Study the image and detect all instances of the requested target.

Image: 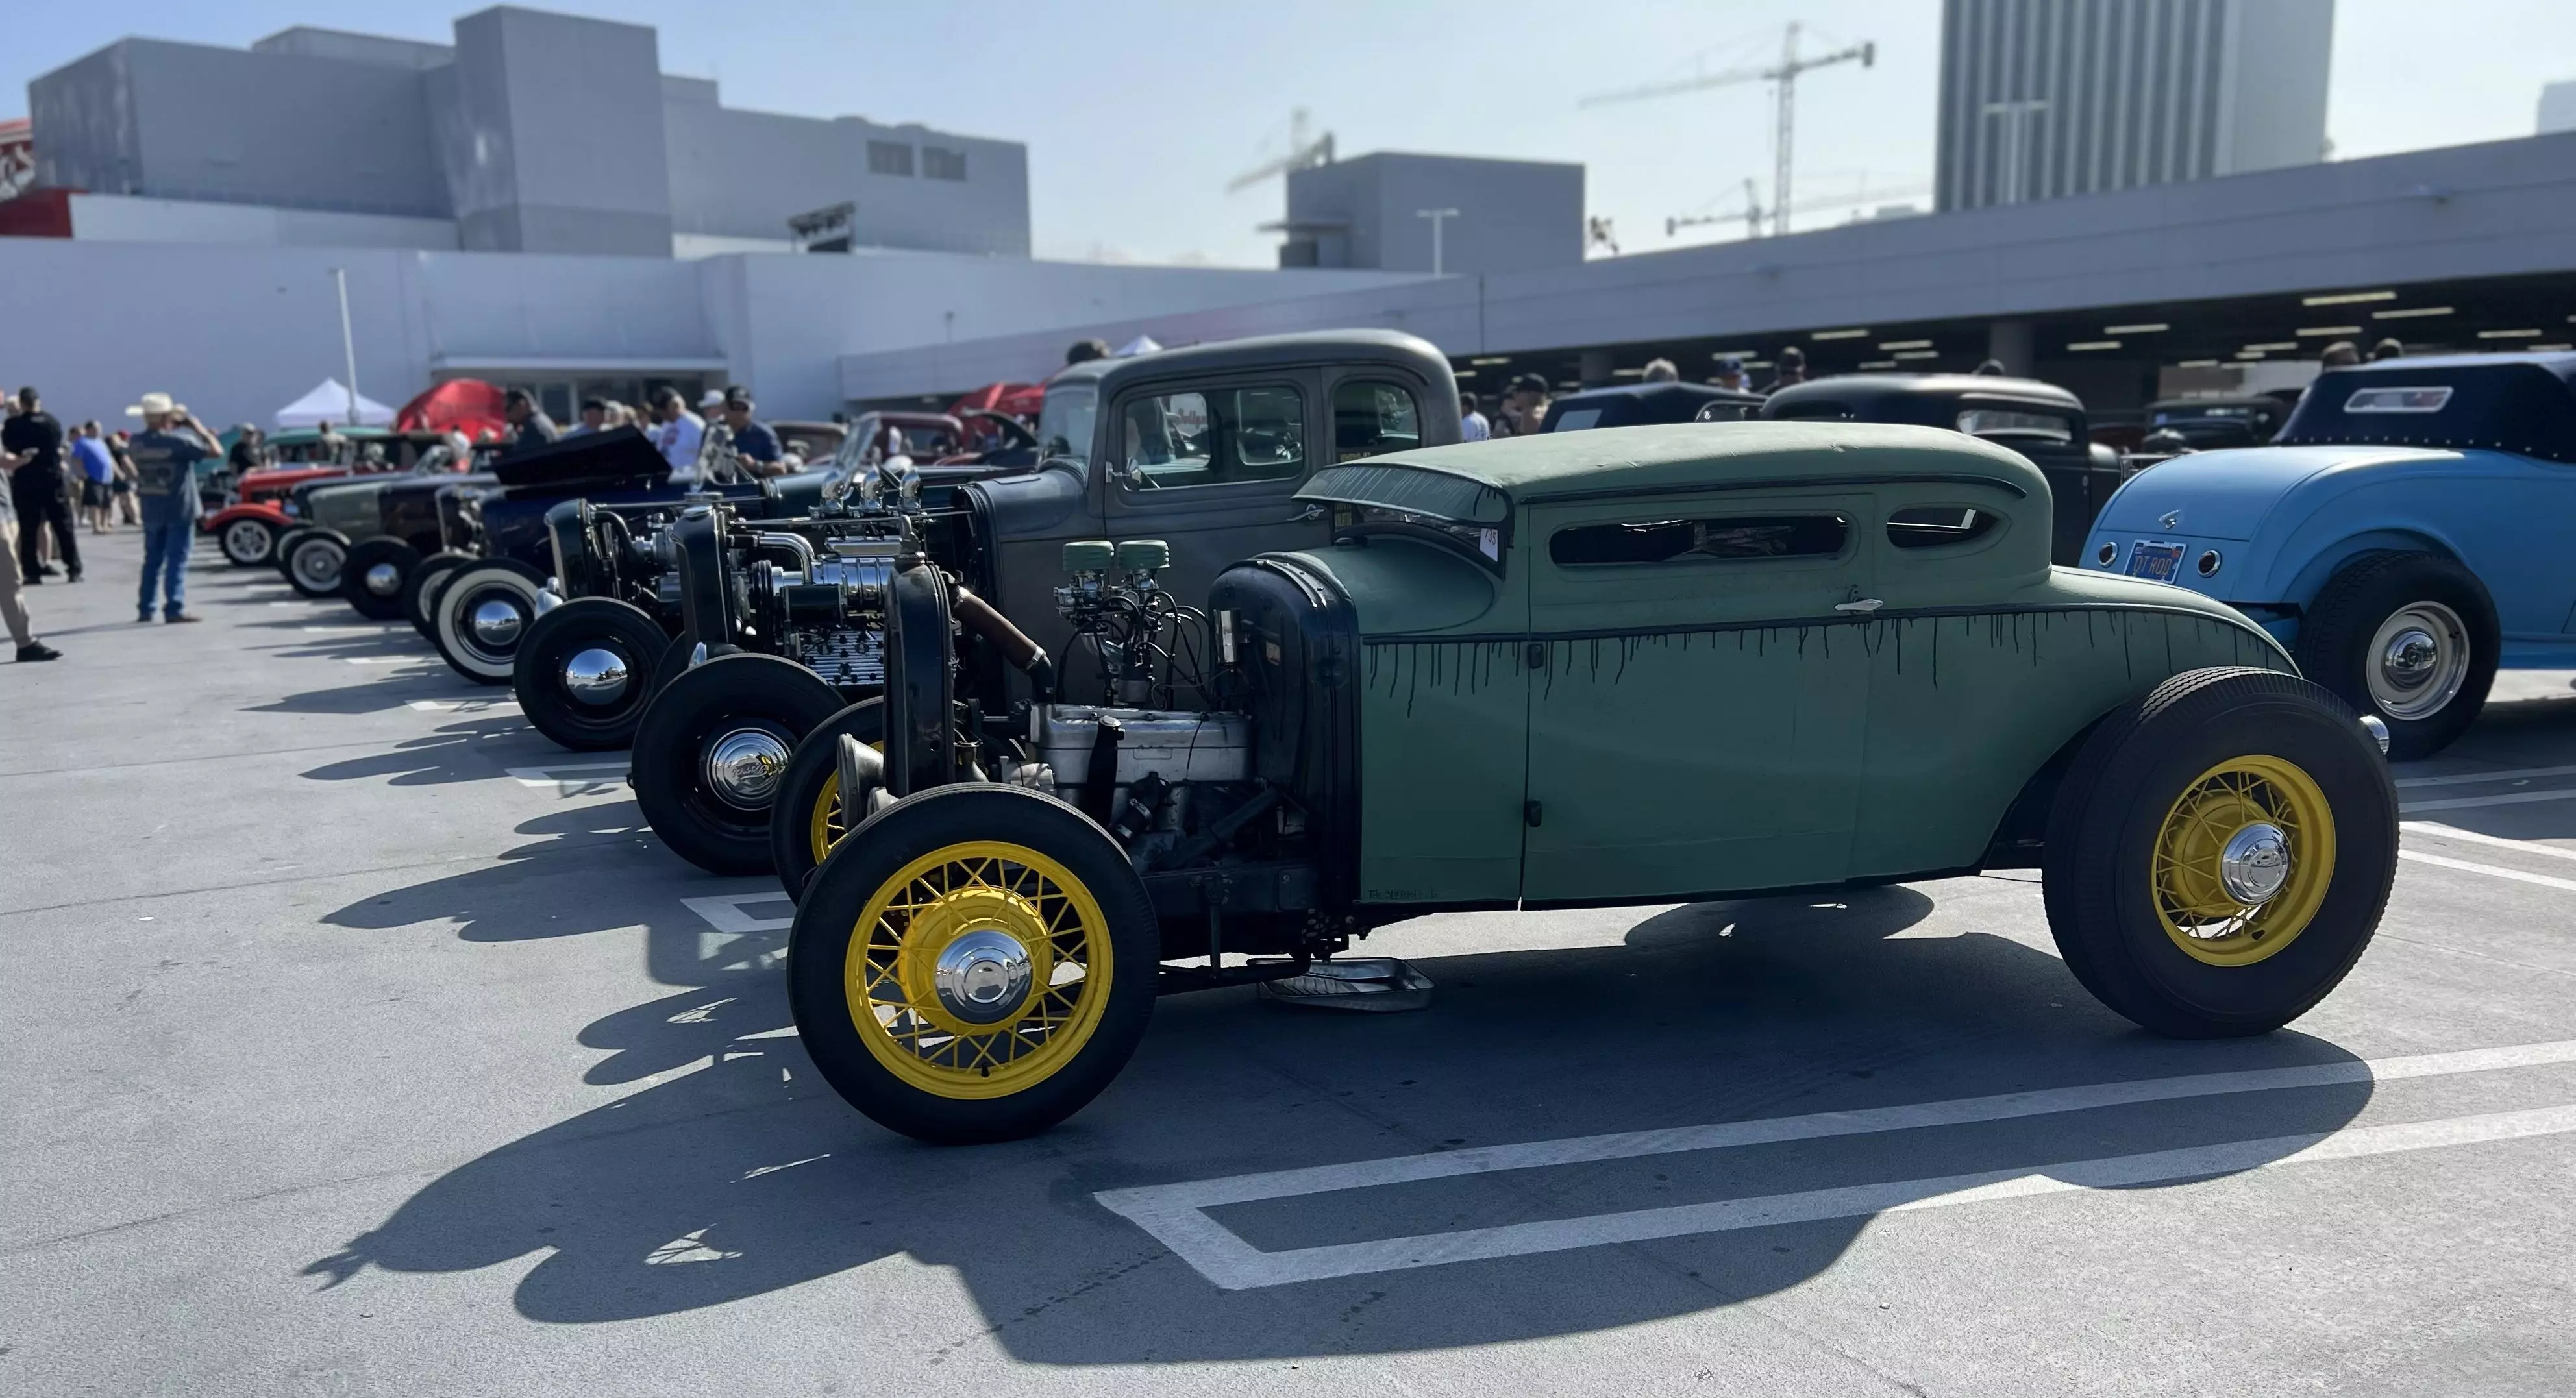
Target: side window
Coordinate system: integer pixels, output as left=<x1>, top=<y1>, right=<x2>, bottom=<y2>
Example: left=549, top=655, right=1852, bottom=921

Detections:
left=1550, top=513, right=1850, bottom=567
left=1119, top=384, right=1305, bottom=490
left=1958, top=407, right=2074, bottom=442
left=1885, top=506, right=2002, bottom=549
left=1331, top=379, right=1422, bottom=461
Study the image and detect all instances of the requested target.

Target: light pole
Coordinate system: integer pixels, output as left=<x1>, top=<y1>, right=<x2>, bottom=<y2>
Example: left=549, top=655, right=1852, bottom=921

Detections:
left=1416, top=208, right=1460, bottom=276
left=1979, top=99, right=2050, bottom=207
left=328, top=267, right=360, bottom=423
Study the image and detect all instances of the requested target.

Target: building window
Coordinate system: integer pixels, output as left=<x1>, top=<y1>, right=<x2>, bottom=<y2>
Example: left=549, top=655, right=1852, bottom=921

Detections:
left=867, top=141, right=915, bottom=177
left=923, top=146, right=967, bottom=181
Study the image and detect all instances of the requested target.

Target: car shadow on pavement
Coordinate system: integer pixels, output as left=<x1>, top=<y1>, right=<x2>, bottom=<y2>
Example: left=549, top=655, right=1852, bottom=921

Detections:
left=296, top=715, right=537, bottom=786
left=321, top=801, right=683, bottom=946
left=253, top=676, right=512, bottom=717
left=304, top=885, right=2373, bottom=1356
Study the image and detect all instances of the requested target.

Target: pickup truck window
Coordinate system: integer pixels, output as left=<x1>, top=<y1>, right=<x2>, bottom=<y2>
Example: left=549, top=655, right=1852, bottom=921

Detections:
left=1119, top=384, right=1305, bottom=489
left=1038, top=384, right=1096, bottom=467
left=1550, top=513, right=1850, bottom=567
left=1333, top=380, right=1422, bottom=461
left=1959, top=408, right=2073, bottom=441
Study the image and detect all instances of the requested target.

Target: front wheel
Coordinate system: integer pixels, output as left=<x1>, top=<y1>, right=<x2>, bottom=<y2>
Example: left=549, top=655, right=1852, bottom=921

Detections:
left=788, top=783, right=1159, bottom=1144
left=2294, top=552, right=2499, bottom=761
left=512, top=598, right=672, bottom=750
left=2043, top=667, right=2397, bottom=1037
left=340, top=537, right=421, bottom=620
left=430, top=559, right=547, bottom=685
left=282, top=529, right=351, bottom=598
left=770, top=698, right=886, bottom=900
left=632, top=653, right=846, bottom=875
left=219, top=517, right=278, bottom=567
left=406, top=551, right=476, bottom=641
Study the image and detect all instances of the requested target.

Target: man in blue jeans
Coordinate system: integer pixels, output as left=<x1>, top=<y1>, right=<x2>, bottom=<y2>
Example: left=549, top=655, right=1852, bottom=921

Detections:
left=123, top=392, right=216, bottom=624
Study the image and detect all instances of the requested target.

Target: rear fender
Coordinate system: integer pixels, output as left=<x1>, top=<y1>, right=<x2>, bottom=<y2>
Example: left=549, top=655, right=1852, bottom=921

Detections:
left=2273, top=527, right=2459, bottom=612
left=204, top=503, right=288, bottom=530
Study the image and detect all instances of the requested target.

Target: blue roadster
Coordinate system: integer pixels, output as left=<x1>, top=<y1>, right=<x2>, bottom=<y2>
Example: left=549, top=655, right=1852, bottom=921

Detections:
left=2083, top=352, right=2576, bottom=758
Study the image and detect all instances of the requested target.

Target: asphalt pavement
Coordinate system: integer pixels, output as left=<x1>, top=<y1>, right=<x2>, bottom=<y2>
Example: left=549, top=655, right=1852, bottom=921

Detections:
left=5, top=528, right=2573, bottom=1396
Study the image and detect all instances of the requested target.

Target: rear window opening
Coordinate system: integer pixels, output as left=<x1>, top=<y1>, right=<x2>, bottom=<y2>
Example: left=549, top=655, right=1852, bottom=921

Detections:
left=1551, top=513, right=1850, bottom=567
left=1886, top=506, right=2003, bottom=549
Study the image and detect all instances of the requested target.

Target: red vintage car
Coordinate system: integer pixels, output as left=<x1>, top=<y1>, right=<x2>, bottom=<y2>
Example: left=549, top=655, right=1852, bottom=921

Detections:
left=204, top=429, right=465, bottom=567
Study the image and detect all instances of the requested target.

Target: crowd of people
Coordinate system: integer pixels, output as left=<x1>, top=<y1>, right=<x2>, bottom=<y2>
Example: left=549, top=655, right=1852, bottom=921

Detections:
left=499, top=383, right=806, bottom=484
left=1457, top=345, right=1813, bottom=441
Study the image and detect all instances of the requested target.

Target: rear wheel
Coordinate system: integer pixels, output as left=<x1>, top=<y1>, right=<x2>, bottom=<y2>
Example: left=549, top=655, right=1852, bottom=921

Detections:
left=282, top=529, right=351, bottom=598
left=788, top=783, right=1159, bottom=1144
left=770, top=698, right=886, bottom=900
left=430, top=559, right=547, bottom=685
left=219, top=517, right=279, bottom=567
left=2294, top=552, right=2498, bottom=761
left=271, top=526, right=319, bottom=580
left=632, top=654, right=845, bottom=875
left=2043, top=667, right=2397, bottom=1037
left=406, top=552, right=475, bottom=641
left=512, top=598, right=671, bottom=750
left=340, top=537, right=421, bottom=620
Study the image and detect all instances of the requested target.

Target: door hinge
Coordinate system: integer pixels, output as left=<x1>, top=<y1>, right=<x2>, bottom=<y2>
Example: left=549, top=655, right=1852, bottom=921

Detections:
left=1524, top=641, right=1546, bottom=670
left=1524, top=800, right=1543, bottom=828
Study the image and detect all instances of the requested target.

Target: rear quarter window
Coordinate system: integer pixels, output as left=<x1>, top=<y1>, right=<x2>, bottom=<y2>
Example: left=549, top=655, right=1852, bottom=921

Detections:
left=1885, top=506, right=2002, bottom=550
left=1550, top=513, right=1850, bottom=567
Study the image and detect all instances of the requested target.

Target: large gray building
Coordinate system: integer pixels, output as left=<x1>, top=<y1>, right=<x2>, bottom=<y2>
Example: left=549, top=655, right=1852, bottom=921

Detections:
left=27, top=7, right=1028, bottom=258
left=1934, top=0, right=2333, bottom=212
left=1272, top=153, right=1583, bottom=275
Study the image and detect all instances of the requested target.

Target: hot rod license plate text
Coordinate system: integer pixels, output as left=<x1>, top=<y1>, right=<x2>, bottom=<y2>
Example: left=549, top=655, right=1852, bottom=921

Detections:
left=2125, top=541, right=2185, bottom=582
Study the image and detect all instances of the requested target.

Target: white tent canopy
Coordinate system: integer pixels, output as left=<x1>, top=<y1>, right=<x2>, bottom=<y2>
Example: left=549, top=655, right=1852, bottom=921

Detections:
left=1113, top=334, right=1163, bottom=357
left=274, top=378, right=393, bottom=430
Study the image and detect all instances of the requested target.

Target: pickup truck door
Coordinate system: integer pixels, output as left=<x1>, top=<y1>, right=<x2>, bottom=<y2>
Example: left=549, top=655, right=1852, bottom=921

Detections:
left=1520, top=489, right=1877, bottom=903
left=1099, top=369, right=1333, bottom=619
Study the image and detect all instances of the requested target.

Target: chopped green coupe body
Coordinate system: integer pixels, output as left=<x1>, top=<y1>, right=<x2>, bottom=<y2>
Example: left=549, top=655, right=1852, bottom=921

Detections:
left=1286, top=422, right=2295, bottom=909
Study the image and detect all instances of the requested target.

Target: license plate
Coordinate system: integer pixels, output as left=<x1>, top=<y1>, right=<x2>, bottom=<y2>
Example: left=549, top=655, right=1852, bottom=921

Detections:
left=2125, top=541, right=2185, bottom=582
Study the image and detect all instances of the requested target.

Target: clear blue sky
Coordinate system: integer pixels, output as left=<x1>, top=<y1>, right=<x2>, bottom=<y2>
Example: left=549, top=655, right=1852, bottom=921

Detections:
left=8, top=0, right=2573, bottom=267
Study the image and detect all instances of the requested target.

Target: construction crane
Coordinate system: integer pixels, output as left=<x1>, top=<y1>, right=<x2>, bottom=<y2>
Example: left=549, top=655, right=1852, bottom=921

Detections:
left=1226, top=108, right=1336, bottom=194
left=1582, top=23, right=1875, bottom=236
left=1667, top=178, right=1930, bottom=243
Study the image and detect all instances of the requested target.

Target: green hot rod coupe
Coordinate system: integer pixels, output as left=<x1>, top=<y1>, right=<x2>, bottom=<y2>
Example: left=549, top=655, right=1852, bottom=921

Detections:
left=786, top=421, right=2399, bottom=1144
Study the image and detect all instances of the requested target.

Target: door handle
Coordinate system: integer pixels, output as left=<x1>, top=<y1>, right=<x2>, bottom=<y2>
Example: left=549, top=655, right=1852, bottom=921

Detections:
left=1833, top=597, right=1885, bottom=613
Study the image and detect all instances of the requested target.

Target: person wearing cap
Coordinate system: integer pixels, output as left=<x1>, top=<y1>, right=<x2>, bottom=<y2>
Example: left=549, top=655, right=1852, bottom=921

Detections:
left=0, top=427, right=62, bottom=661
left=124, top=392, right=218, bottom=623
left=719, top=387, right=783, bottom=475
left=564, top=398, right=608, bottom=438
left=502, top=389, right=560, bottom=451
left=4, top=386, right=81, bottom=585
left=1758, top=345, right=1809, bottom=394
left=1710, top=357, right=1753, bottom=394
left=1504, top=373, right=1552, bottom=437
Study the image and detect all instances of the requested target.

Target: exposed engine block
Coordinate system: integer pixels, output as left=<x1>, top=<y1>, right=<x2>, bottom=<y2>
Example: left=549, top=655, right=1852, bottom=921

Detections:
left=789, top=625, right=886, bottom=689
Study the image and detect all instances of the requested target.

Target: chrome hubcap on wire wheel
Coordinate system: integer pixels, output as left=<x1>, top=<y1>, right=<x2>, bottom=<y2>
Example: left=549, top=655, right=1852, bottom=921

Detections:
left=364, top=562, right=403, bottom=595
left=470, top=599, right=525, bottom=648
left=702, top=726, right=793, bottom=809
left=2367, top=602, right=2469, bottom=720
left=932, top=928, right=1035, bottom=1025
left=561, top=648, right=630, bottom=706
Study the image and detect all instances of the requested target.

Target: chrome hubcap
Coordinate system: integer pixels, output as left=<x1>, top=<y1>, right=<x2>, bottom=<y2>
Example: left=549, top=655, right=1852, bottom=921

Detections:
left=701, top=727, right=792, bottom=809
left=470, top=599, right=525, bottom=648
left=2366, top=602, right=2470, bottom=721
left=364, top=562, right=402, bottom=595
left=227, top=523, right=267, bottom=557
left=560, top=648, right=630, bottom=706
left=932, top=928, right=1034, bottom=1025
left=295, top=545, right=340, bottom=586
left=2218, top=822, right=2292, bottom=905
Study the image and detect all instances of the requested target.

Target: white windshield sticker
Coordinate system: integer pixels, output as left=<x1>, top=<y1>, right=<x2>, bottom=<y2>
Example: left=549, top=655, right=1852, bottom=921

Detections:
left=2344, top=386, right=2453, bottom=414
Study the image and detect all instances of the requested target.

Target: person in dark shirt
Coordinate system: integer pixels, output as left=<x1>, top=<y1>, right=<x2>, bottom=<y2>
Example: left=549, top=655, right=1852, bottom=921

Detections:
left=503, top=389, right=560, bottom=451
left=719, top=387, right=783, bottom=475
left=3, top=386, right=81, bottom=584
left=1757, top=346, right=1809, bottom=395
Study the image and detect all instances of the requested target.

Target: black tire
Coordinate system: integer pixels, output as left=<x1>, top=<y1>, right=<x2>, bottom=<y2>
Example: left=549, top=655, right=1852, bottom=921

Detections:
left=632, top=654, right=845, bottom=876
left=271, top=526, right=321, bottom=580
left=430, top=559, right=547, bottom=685
left=651, top=635, right=741, bottom=697
left=2042, top=666, right=2397, bottom=1038
left=512, top=598, right=670, bottom=751
left=406, top=552, right=476, bottom=641
left=282, top=528, right=352, bottom=598
left=217, top=517, right=279, bottom=567
left=770, top=698, right=886, bottom=900
left=340, top=537, right=421, bottom=620
left=2294, top=551, right=2499, bottom=761
left=788, top=783, right=1159, bottom=1144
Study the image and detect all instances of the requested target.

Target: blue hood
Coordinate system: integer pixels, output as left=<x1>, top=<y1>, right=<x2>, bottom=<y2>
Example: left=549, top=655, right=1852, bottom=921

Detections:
left=2099, top=445, right=2455, bottom=540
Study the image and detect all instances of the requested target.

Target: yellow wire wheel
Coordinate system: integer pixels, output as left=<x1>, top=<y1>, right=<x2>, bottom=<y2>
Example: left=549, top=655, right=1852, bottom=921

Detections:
left=809, top=771, right=845, bottom=865
left=2149, top=754, right=2336, bottom=967
left=842, top=840, right=1116, bottom=1100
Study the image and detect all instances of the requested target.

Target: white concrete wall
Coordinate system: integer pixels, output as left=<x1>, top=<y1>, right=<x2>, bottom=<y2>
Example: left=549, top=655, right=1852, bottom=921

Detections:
left=69, top=195, right=458, bottom=250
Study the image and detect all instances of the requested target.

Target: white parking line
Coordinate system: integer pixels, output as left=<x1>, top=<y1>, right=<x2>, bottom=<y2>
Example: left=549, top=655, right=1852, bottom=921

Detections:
left=2399, top=788, right=2576, bottom=815
left=301, top=624, right=387, bottom=633
left=681, top=892, right=795, bottom=935
left=2399, top=850, right=2576, bottom=894
left=2403, top=821, right=2576, bottom=863
left=1096, top=1039, right=2576, bottom=1290
left=502, top=762, right=628, bottom=790
left=2396, top=763, right=2576, bottom=789
left=345, top=656, right=431, bottom=666
left=406, top=698, right=521, bottom=713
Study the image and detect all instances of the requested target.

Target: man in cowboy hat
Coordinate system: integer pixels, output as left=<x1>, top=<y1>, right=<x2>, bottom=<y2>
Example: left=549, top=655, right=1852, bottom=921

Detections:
left=123, top=392, right=219, bottom=623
